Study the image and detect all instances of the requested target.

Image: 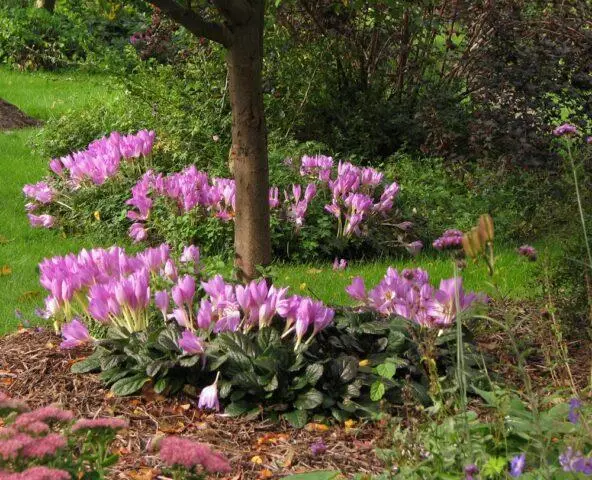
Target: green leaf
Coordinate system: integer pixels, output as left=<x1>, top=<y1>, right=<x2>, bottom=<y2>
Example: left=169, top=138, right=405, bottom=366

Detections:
left=179, top=355, right=201, bottom=367
left=282, top=410, right=308, bottom=428
left=156, top=328, right=180, bottom=352
left=264, top=375, right=279, bottom=392
left=100, top=354, right=126, bottom=371
left=154, top=377, right=168, bottom=394
left=281, top=471, right=341, bottom=480
left=295, top=389, right=323, bottom=410
left=331, top=356, right=358, bottom=383
left=482, top=456, right=508, bottom=476
left=304, top=363, right=324, bottom=386
left=376, top=362, right=396, bottom=379
left=224, top=401, right=251, bottom=417
left=71, top=353, right=102, bottom=374
left=110, top=375, right=150, bottom=396
left=370, top=381, right=386, bottom=401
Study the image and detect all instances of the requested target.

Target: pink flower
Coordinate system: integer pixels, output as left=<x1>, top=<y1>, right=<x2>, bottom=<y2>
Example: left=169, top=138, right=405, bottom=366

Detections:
left=27, top=214, right=55, bottom=228
left=158, top=436, right=231, bottom=473
left=198, top=377, right=220, bottom=411
left=14, top=406, right=74, bottom=427
left=553, top=123, right=578, bottom=136
left=71, top=417, right=128, bottom=432
left=60, top=318, right=90, bottom=349
left=345, top=277, right=366, bottom=302
left=405, top=240, right=424, bottom=256
left=517, top=244, right=537, bottom=261
left=332, top=258, right=347, bottom=270
left=154, top=290, right=169, bottom=318
left=1, top=466, right=70, bottom=480
left=21, top=433, right=66, bottom=459
left=178, top=330, right=205, bottom=355
left=129, top=223, right=147, bottom=243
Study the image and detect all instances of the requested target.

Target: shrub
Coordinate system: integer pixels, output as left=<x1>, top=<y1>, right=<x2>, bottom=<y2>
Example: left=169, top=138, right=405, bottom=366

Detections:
left=0, top=8, right=93, bottom=70
left=36, top=243, right=485, bottom=425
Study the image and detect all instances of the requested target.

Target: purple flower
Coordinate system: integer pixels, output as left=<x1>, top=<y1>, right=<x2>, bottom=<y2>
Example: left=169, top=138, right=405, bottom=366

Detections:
left=405, top=240, right=424, bottom=256
left=310, top=439, right=327, bottom=456
left=129, top=223, right=147, bottom=243
left=568, top=398, right=582, bottom=424
left=169, top=308, right=190, bottom=328
left=157, top=436, right=231, bottom=473
left=27, top=214, right=55, bottom=228
left=172, top=275, right=195, bottom=307
left=517, top=245, right=537, bottom=261
left=178, top=330, right=205, bottom=355
left=71, top=417, right=128, bottom=432
left=553, top=123, right=578, bottom=136
left=332, top=258, right=347, bottom=271
left=464, top=464, right=479, bottom=480
left=180, top=245, right=200, bottom=268
left=22, top=181, right=55, bottom=204
left=509, top=453, right=526, bottom=477
left=154, top=290, right=169, bottom=318
left=433, top=229, right=464, bottom=251
left=60, top=319, right=90, bottom=349
left=196, top=299, right=213, bottom=329
left=345, top=277, right=366, bottom=302
left=198, top=376, right=220, bottom=411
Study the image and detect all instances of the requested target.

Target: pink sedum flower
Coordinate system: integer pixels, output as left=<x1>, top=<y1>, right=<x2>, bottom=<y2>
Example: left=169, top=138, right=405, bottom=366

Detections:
left=71, top=417, right=128, bottom=432
left=157, top=436, right=231, bottom=473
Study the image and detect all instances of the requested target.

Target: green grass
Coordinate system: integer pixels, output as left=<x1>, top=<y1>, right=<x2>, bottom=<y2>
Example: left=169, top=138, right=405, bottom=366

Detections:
left=272, top=245, right=545, bottom=306
left=0, top=68, right=115, bottom=333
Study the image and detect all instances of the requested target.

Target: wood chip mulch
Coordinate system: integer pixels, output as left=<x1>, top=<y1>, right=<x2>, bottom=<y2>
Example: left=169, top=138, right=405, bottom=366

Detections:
left=0, top=99, right=41, bottom=130
left=0, top=329, right=387, bottom=479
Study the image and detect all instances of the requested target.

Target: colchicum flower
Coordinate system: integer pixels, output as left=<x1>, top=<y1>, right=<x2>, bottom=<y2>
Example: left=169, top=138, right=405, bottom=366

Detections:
left=198, top=374, right=220, bottom=411
left=59, top=318, right=90, bottom=349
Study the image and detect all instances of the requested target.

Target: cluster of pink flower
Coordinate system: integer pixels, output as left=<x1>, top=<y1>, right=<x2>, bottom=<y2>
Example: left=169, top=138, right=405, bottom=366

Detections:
left=126, top=167, right=239, bottom=242
left=23, top=130, right=155, bottom=229
left=346, top=267, right=485, bottom=328
left=38, top=243, right=335, bottom=350
left=152, top=435, right=231, bottom=474
left=433, top=229, right=464, bottom=251
left=321, top=160, right=399, bottom=237
left=126, top=155, right=401, bottom=242
left=38, top=244, right=173, bottom=332
left=0, top=391, right=229, bottom=478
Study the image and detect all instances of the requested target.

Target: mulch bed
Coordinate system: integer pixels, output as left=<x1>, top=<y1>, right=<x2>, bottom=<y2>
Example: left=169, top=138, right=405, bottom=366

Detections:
left=0, top=99, right=41, bottom=130
left=0, top=329, right=387, bottom=479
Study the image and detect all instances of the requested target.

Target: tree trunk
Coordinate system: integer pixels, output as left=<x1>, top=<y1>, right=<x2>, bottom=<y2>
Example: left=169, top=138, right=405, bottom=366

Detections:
left=35, top=0, right=56, bottom=12
left=228, top=0, right=271, bottom=281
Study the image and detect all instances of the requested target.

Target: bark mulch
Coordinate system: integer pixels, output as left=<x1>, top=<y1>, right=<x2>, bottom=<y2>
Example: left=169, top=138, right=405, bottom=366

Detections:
left=0, top=99, right=41, bottom=130
left=0, top=329, right=387, bottom=479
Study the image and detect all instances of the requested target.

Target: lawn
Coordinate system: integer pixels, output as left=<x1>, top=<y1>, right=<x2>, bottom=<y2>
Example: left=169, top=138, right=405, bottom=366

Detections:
left=0, top=68, right=554, bottom=334
left=0, top=69, right=115, bottom=332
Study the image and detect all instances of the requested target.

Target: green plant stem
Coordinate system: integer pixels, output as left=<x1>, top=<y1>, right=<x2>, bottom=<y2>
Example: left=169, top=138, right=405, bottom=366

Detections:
left=567, top=142, right=592, bottom=274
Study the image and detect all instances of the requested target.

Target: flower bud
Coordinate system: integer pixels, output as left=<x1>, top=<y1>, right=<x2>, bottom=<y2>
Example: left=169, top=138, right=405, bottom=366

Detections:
left=478, top=214, right=494, bottom=243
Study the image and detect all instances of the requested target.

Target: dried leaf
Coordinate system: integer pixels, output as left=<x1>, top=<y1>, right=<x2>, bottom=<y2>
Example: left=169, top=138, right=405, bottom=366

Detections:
left=0, top=265, right=12, bottom=276
left=126, top=467, right=157, bottom=480
left=283, top=447, right=296, bottom=467
left=17, top=290, right=41, bottom=302
left=306, top=268, right=322, bottom=275
left=305, top=423, right=330, bottom=432
left=158, top=420, right=186, bottom=434
left=258, top=469, right=273, bottom=479
left=0, top=234, right=9, bottom=244
left=251, top=455, right=264, bottom=465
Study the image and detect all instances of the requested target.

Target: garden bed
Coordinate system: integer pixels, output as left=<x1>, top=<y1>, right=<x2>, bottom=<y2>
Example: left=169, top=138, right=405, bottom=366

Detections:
left=0, top=328, right=387, bottom=479
left=0, top=98, right=41, bottom=130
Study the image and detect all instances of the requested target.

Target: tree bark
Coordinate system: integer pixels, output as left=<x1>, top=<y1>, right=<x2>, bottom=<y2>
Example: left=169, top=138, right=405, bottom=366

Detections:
left=35, top=0, right=56, bottom=12
left=228, top=0, right=271, bottom=281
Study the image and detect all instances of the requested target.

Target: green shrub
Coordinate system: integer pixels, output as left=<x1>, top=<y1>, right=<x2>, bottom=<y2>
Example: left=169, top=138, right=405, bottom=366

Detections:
left=0, top=8, right=94, bottom=70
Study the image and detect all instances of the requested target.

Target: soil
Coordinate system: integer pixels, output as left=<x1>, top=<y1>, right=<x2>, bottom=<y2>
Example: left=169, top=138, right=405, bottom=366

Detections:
left=0, top=99, right=41, bottom=130
left=0, top=329, right=387, bottom=479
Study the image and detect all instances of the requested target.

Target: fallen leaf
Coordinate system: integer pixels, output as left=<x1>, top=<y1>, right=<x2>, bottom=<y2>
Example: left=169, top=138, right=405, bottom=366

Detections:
left=305, top=423, right=329, bottom=432
left=306, top=268, right=322, bottom=275
left=283, top=447, right=295, bottom=467
left=158, top=421, right=186, bottom=434
left=18, top=291, right=41, bottom=302
left=358, top=359, right=370, bottom=367
left=251, top=455, right=264, bottom=465
left=258, top=469, right=273, bottom=479
left=0, top=235, right=9, bottom=244
left=344, top=419, right=357, bottom=432
left=126, top=467, right=157, bottom=480
left=257, top=433, right=289, bottom=445
left=0, top=265, right=12, bottom=276
left=93, top=211, right=101, bottom=221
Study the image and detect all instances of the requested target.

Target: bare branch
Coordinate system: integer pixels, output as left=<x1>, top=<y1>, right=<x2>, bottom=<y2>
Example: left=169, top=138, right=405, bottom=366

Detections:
left=212, top=0, right=253, bottom=25
left=149, top=0, right=232, bottom=47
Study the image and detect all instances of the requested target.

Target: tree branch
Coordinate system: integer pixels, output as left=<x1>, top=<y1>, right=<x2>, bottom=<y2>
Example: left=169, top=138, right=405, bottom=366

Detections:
left=212, top=0, right=253, bottom=25
left=149, top=0, right=232, bottom=47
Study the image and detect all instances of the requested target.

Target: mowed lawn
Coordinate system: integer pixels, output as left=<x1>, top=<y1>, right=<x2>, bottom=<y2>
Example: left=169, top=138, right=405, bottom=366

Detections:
left=0, top=69, right=115, bottom=332
left=0, top=68, right=555, bottom=335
